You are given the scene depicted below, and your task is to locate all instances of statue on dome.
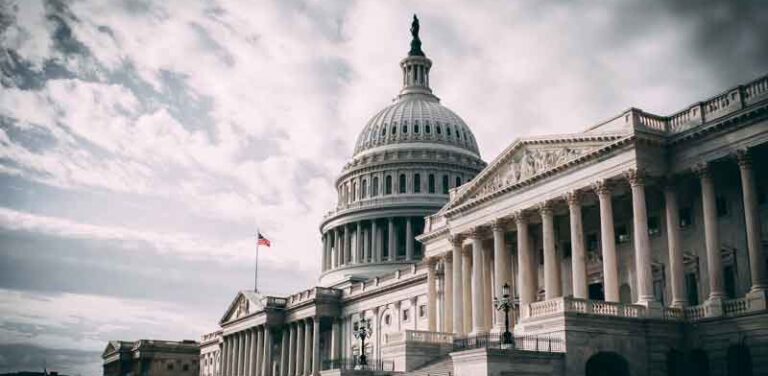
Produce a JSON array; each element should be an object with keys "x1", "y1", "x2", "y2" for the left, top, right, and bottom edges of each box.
[{"x1": 409, "y1": 14, "x2": 424, "y2": 56}]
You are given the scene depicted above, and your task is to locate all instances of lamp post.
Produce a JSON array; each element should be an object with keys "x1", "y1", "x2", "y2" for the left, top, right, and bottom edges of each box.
[
  {"x1": 493, "y1": 282, "x2": 513, "y2": 345},
  {"x1": 352, "y1": 317, "x2": 372, "y2": 367}
]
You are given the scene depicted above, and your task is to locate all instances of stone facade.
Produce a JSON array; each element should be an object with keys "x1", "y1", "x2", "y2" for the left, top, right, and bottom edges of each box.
[
  {"x1": 102, "y1": 339, "x2": 199, "y2": 376},
  {"x1": 201, "y1": 17, "x2": 768, "y2": 376}
]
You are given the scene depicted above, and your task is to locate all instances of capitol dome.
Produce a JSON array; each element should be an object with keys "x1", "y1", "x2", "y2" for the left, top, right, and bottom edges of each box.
[{"x1": 318, "y1": 15, "x2": 485, "y2": 286}]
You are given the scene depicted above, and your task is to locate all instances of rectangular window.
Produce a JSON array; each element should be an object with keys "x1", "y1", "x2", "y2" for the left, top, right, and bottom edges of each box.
[
  {"x1": 418, "y1": 305, "x2": 427, "y2": 318},
  {"x1": 679, "y1": 207, "x2": 692, "y2": 228},
  {"x1": 615, "y1": 225, "x2": 630, "y2": 244},
  {"x1": 648, "y1": 216, "x2": 661, "y2": 236},
  {"x1": 716, "y1": 196, "x2": 728, "y2": 217},
  {"x1": 653, "y1": 279, "x2": 665, "y2": 305},
  {"x1": 428, "y1": 174, "x2": 435, "y2": 193},
  {"x1": 402, "y1": 308, "x2": 410, "y2": 322},
  {"x1": 562, "y1": 241, "x2": 572, "y2": 259},
  {"x1": 587, "y1": 233, "x2": 599, "y2": 252},
  {"x1": 414, "y1": 174, "x2": 421, "y2": 193},
  {"x1": 685, "y1": 272, "x2": 699, "y2": 305},
  {"x1": 724, "y1": 265, "x2": 736, "y2": 298}
]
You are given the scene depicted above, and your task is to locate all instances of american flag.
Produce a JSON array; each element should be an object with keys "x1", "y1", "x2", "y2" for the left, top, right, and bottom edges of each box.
[{"x1": 257, "y1": 232, "x2": 271, "y2": 247}]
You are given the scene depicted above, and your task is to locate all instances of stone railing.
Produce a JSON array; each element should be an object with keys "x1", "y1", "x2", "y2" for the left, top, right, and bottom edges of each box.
[
  {"x1": 590, "y1": 75, "x2": 768, "y2": 135},
  {"x1": 662, "y1": 307, "x2": 685, "y2": 320},
  {"x1": 405, "y1": 330, "x2": 454, "y2": 344},
  {"x1": 323, "y1": 195, "x2": 447, "y2": 220},
  {"x1": 684, "y1": 305, "x2": 707, "y2": 321},
  {"x1": 723, "y1": 297, "x2": 750, "y2": 317},
  {"x1": 285, "y1": 287, "x2": 341, "y2": 307},
  {"x1": 527, "y1": 297, "x2": 643, "y2": 320}
]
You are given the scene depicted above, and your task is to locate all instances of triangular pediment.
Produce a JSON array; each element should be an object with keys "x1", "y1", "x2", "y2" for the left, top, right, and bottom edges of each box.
[
  {"x1": 445, "y1": 133, "x2": 630, "y2": 211},
  {"x1": 220, "y1": 290, "x2": 265, "y2": 324}
]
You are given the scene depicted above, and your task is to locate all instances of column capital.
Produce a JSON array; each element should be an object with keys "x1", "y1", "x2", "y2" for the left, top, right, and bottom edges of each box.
[
  {"x1": 537, "y1": 201, "x2": 553, "y2": 215},
  {"x1": 692, "y1": 161, "x2": 711, "y2": 178},
  {"x1": 512, "y1": 210, "x2": 529, "y2": 224},
  {"x1": 734, "y1": 148, "x2": 752, "y2": 168},
  {"x1": 425, "y1": 256, "x2": 438, "y2": 267},
  {"x1": 490, "y1": 218, "x2": 509, "y2": 232},
  {"x1": 564, "y1": 190, "x2": 582, "y2": 207},
  {"x1": 448, "y1": 233, "x2": 465, "y2": 246},
  {"x1": 624, "y1": 168, "x2": 646, "y2": 187},
  {"x1": 592, "y1": 179, "x2": 612, "y2": 196},
  {"x1": 443, "y1": 251, "x2": 453, "y2": 262},
  {"x1": 466, "y1": 227, "x2": 483, "y2": 239}
]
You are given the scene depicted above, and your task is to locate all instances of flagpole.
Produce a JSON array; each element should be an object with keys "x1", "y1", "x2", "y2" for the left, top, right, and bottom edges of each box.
[{"x1": 254, "y1": 228, "x2": 260, "y2": 293}]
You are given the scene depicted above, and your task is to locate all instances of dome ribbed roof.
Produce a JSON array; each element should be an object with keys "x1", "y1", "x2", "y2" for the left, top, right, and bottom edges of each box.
[{"x1": 353, "y1": 94, "x2": 480, "y2": 156}]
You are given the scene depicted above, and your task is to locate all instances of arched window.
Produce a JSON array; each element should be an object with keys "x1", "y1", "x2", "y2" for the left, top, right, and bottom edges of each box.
[
  {"x1": 457, "y1": 130, "x2": 462, "y2": 139},
  {"x1": 414, "y1": 123, "x2": 419, "y2": 133},
  {"x1": 455, "y1": 176, "x2": 462, "y2": 187},
  {"x1": 373, "y1": 177, "x2": 379, "y2": 197},
  {"x1": 391, "y1": 125, "x2": 396, "y2": 135},
  {"x1": 361, "y1": 179, "x2": 367, "y2": 199},
  {"x1": 399, "y1": 174, "x2": 407, "y2": 194},
  {"x1": 402, "y1": 121, "x2": 408, "y2": 134},
  {"x1": 447, "y1": 127, "x2": 452, "y2": 136},
  {"x1": 414, "y1": 174, "x2": 421, "y2": 193},
  {"x1": 586, "y1": 352, "x2": 629, "y2": 376},
  {"x1": 436, "y1": 125, "x2": 442, "y2": 135},
  {"x1": 381, "y1": 127, "x2": 386, "y2": 137},
  {"x1": 428, "y1": 174, "x2": 435, "y2": 193},
  {"x1": 426, "y1": 124, "x2": 431, "y2": 134},
  {"x1": 385, "y1": 175, "x2": 392, "y2": 195},
  {"x1": 442, "y1": 175, "x2": 449, "y2": 194}
]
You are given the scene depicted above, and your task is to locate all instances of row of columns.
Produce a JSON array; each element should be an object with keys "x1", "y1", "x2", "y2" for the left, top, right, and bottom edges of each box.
[
  {"x1": 220, "y1": 326, "x2": 272, "y2": 376},
  {"x1": 430, "y1": 151, "x2": 766, "y2": 334},
  {"x1": 322, "y1": 217, "x2": 417, "y2": 272},
  {"x1": 279, "y1": 318, "x2": 319, "y2": 376}
]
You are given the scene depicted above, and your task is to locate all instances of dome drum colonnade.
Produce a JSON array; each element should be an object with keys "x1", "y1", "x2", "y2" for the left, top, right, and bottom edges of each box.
[{"x1": 319, "y1": 16, "x2": 485, "y2": 285}]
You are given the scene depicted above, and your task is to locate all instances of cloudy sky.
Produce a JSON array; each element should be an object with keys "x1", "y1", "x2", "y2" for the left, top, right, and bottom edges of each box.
[{"x1": 0, "y1": 0, "x2": 766, "y2": 374}]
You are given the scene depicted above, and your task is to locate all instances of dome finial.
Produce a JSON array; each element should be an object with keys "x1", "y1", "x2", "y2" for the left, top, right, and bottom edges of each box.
[{"x1": 409, "y1": 14, "x2": 424, "y2": 57}]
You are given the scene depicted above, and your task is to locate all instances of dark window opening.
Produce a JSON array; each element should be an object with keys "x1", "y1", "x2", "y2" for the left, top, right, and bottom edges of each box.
[
  {"x1": 538, "y1": 249, "x2": 544, "y2": 265},
  {"x1": 587, "y1": 233, "x2": 599, "y2": 252},
  {"x1": 362, "y1": 179, "x2": 367, "y2": 199},
  {"x1": 562, "y1": 241, "x2": 572, "y2": 259},
  {"x1": 442, "y1": 175, "x2": 449, "y2": 194},
  {"x1": 455, "y1": 176, "x2": 462, "y2": 187},
  {"x1": 428, "y1": 174, "x2": 435, "y2": 193},
  {"x1": 372, "y1": 177, "x2": 379, "y2": 196},
  {"x1": 686, "y1": 272, "x2": 699, "y2": 305},
  {"x1": 402, "y1": 124, "x2": 408, "y2": 133},
  {"x1": 648, "y1": 216, "x2": 661, "y2": 236},
  {"x1": 381, "y1": 127, "x2": 386, "y2": 136},
  {"x1": 385, "y1": 175, "x2": 392, "y2": 195},
  {"x1": 679, "y1": 207, "x2": 693, "y2": 228},
  {"x1": 426, "y1": 124, "x2": 431, "y2": 134},
  {"x1": 716, "y1": 196, "x2": 728, "y2": 217},
  {"x1": 588, "y1": 283, "x2": 604, "y2": 300},
  {"x1": 654, "y1": 278, "x2": 665, "y2": 305},
  {"x1": 616, "y1": 225, "x2": 630, "y2": 243},
  {"x1": 399, "y1": 174, "x2": 406, "y2": 194},
  {"x1": 724, "y1": 264, "x2": 736, "y2": 298},
  {"x1": 391, "y1": 126, "x2": 396, "y2": 135},
  {"x1": 414, "y1": 174, "x2": 421, "y2": 193},
  {"x1": 436, "y1": 125, "x2": 442, "y2": 134},
  {"x1": 414, "y1": 124, "x2": 419, "y2": 133},
  {"x1": 447, "y1": 127, "x2": 452, "y2": 136}
]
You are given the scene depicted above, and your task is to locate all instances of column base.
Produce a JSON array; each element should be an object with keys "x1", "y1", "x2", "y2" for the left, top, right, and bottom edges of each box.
[
  {"x1": 746, "y1": 289, "x2": 768, "y2": 312},
  {"x1": 637, "y1": 300, "x2": 663, "y2": 318},
  {"x1": 704, "y1": 296, "x2": 724, "y2": 318}
]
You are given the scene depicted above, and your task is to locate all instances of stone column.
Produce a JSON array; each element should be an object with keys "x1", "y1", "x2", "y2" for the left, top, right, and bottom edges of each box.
[
  {"x1": 450, "y1": 236, "x2": 464, "y2": 335},
  {"x1": 280, "y1": 328, "x2": 289, "y2": 376},
  {"x1": 492, "y1": 220, "x2": 509, "y2": 331},
  {"x1": 331, "y1": 319, "x2": 341, "y2": 361},
  {"x1": 540, "y1": 202, "x2": 561, "y2": 300},
  {"x1": 406, "y1": 217, "x2": 414, "y2": 261},
  {"x1": 287, "y1": 324, "x2": 296, "y2": 376},
  {"x1": 737, "y1": 150, "x2": 768, "y2": 293},
  {"x1": 593, "y1": 180, "x2": 620, "y2": 302},
  {"x1": 355, "y1": 222, "x2": 363, "y2": 264},
  {"x1": 388, "y1": 218, "x2": 396, "y2": 261},
  {"x1": 566, "y1": 191, "x2": 588, "y2": 300},
  {"x1": 246, "y1": 330, "x2": 254, "y2": 376},
  {"x1": 469, "y1": 229, "x2": 486, "y2": 334},
  {"x1": 627, "y1": 169, "x2": 655, "y2": 305},
  {"x1": 222, "y1": 336, "x2": 230, "y2": 376},
  {"x1": 332, "y1": 229, "x2": 339, "y2": 268},
  {"x1": 344, "y1": 225, "x2": 352, "y2": 265},
  {"x1": 664, "y1": 181, "x2": 687, "y2": 307},
  {"x1": 427, "y1": 257, "x2": 437, "y2": 331},
  {"x1": 372, "y1": 307, "x2": 380, "y2": 359},
  {"x1": 697, "y1": 163, "x2": 726, "y2": 301},
  {"x1": 255, "y1": 328, "x2": 264, "y2": 376},
  {"x1": 515, "y1": 212, "x2": 535, "y2": 309},
  {"x1": 363, "y1": 227, "x2": 370, "y2": 263},
  {"x1": 371, "y1": 220, "x2": 379, "y2": 262},
  {"x1": 295, "y1": 322, "x2": 304, "y2": 376},
  {"x1": 235, "y1": 332, "x2": 242, "y2": 376},
  {"x1": 321, "y1": 235, "x2": 327, "y2": 272},
  {"x1": 444, "y1": 253, "x2": 453, "y2": 333},
  {"x1": 312, "y1": 318, "x2": 320, "y2": 375},
  {"x1": 483, "y1": 244, "x2": 493, "y2": 330},
  {"x1": 303, "y1": 320, "x2": 312, "y2": 375},
  {"x1": 461, "y1": 247, "x2": 473, "y2": 333},
  {"x1": 262, "y1": 328, "x2": 273, "y2": 376},
  {"x1": 410, "y1": 297, "x2": 419, "y2": 330}
]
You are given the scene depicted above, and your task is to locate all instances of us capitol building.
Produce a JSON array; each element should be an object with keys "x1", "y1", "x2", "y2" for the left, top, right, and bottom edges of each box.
[{"x1": 198, "y1": 17, "x2": 768, "y2": 376}]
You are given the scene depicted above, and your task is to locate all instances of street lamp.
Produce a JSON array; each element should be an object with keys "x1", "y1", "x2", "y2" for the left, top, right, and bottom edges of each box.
[
  {"x1": 493, "y1": 282, "x2": 513, "y2": 345},
  {"x1": 352, "y1": 317, "x2": 373, "y2": 367}
]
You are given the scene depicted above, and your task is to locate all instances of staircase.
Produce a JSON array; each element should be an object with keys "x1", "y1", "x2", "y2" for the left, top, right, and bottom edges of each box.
[{"x1": 406, "y1": 356, "x2": 454, "y2": 376}]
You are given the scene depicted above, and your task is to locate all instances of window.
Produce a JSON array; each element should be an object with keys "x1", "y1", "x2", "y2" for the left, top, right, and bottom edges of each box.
[
  {"x1": 414, "y1": 122, "x2": 420, "y2": 133},
  {"x1": 399, "y1": 174, "x2": 406, "y2": 193},
  {"x1": 587, "y1": 233, "x2": 599, "y2": 252},
  {"x1": 385, "y1": 175, "x2": 392, "y2": 195},
  {"x1": 414, "y1": 174, "x2": 421, "y2": 193},
  {"x1": 352, "y1": 182, "x2": 357, "y2": 201},
  {"x1": 447, "y1": 127, "x2": 452, "y2": 136},
  {"x1": 724, "y1": 264, "x2": 736, "y2": 298},
  {"x1": 615, "y1": 225, "x2": 630, "y2": 243},
  {"x1": 457, "y1": 130, "x2": 462, "y2": 139},
  {"x1": 362, "y1": 179, "x2": 368, "y2": 199},
  {"x1": 426, "y1": 124, "x2": 431, "y2": 134},
  {"x1": 372, "y1": 177, "x2": 379, "y2": 196},
  {"x1": 418, "y1": 305, "x2": 427, "y2": 318},
  {"x1": 716, "y1": 196, "x2": 728, "y2": 217},
  {"x1": 654, "y1": 278, "x2": 665, "y2": 305},
  {"x1": 402, "y1": 124, "x2": 408, "y2": 134},
  {"x1": 648, "y1": 216, "x2": 661, "y2": 236},
  {"x1": 381, "y1": 127, "x2": 386, "y2": 137},
  {"x1": 686, "y1": 272, "x2": 699, "y2": 305},
  {"x1": 384, "y1": 314, "x2": 391, "y2": 325},
  {"x1": 679, "y1": 207, "x2": 693, "y2": 228},
  {"x1": 428, "y1": 174, "x2": 435, "y2": 193},
  {"x1": 562, "y1": 241, "x2": 572, "y2": 259},
  {"x1": 539, "y1": 249, "x2": 544, "y2": 265},
  {"x1": 391, "y1": 125, "x2": 396, "y2": 135},
  {"x1": 183, "y1": 364, "x2": 190, "y2": 372},
  {"x1": 402, "y1": 308, "x2": 410, "y2": 322},
  {"x1": 455, "y1": 176, "x2": 462, "y2": 187},
  {"x1": 436, "y1": 125, "x2": 442, "y2": 134},
  {"x1": 442, "y1": 175, "x2": 449, "y2": 194}
]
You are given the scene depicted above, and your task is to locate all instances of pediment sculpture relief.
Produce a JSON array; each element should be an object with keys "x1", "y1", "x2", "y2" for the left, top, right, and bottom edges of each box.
[
  {"x1": 476, "y1": 146, "x2": 592, "y2": 197},
  {"x1": 235, "y1": 296, "x2": 249, "y2": 318}
]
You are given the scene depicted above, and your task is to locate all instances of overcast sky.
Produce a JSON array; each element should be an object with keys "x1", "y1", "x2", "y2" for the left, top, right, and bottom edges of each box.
[{"x1": 0, "y1": 0, "x2": 766, "y2": 374}]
